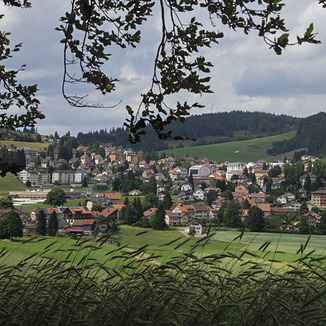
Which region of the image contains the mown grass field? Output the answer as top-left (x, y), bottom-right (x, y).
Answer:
top-left (0, 173), bottom-right (27, 194)
top-left (160, 132), bottom-right (298, 162)
top-left (0, 140), bottom-right (50, 151)
top-left (115, 226), bottom-right (326, 264)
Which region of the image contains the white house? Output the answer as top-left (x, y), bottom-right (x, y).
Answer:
top-left (193, 188), bottom-right (206, 201)
top-left (75, 170), bottom-right (88, 183)
top-left (180, 182), bottom-right (193, 193)
top-left (277, 195), bottom-right (287, 205)
top-left (227, 162), bottom-right (246, 173)
top-left (185, 221), bottom-right (202, 235)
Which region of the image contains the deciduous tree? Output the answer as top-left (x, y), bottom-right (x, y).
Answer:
top-left (6, 211), bottom-right (23, 238)
top-left (0, 195), bottom-right (14, 209)
top-left (45, 188), bottom-right (67, 207)
top-left (1, 0), bottom-right (325, 176)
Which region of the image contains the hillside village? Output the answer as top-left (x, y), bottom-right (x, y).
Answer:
top-left (1, 140), bottom-right (326, 237)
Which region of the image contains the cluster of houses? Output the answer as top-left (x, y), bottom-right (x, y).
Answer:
top-left (2, 141), bottom-right (325, 235)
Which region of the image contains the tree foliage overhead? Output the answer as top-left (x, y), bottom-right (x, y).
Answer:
top-left (0, 0), bottom-right (325, 170)
top-left (0, 1), bottom-right (44, 131)
top-left (57, 0), bottom-right (323, 143)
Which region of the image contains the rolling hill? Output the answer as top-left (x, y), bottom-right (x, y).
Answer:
top-left (159, 132), bottom-right (299, 162)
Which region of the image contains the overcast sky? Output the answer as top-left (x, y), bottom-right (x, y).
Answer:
top-left (1, 0), bottom-right (326, 137)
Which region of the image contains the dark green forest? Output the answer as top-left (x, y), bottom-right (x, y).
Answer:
top-left (267, 112), bottom-right (326, 157)
top-left (76, 111), bottom-right (299, 151)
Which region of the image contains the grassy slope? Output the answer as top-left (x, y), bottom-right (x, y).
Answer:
top-left (0, 173), bottom-right (27, 195)
top-left (160, 132), bottom-right (298, 162)
top-left (113, 226), bottom-right (326, 264)
top-left (0, 140), bottom-right (50, 151)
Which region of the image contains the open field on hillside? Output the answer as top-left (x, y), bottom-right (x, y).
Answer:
top-left (116, 226), bottom-right (326, 262)
top-left (2, 226), bottom-right (325, 266)
top-left (0, 140), bottom-right (50, 151)
top-left (160, 132), bottom-right (298, 162)
top-left (0, 173), bottom-right (27, 194)
top-left (1, 229), bottom-right (326, 325)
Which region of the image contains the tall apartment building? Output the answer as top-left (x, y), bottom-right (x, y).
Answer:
top-left (311, 190), bottom-right (326, 208)
top-left (19, 169), bottom-right (51, 186)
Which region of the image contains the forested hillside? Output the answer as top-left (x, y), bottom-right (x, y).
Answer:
top-left (76, 111), bottom-right (299, 150)
top-left (165, 111), bottom-right (298, 139)
top-left (267, 112), bottom-right (326, 157)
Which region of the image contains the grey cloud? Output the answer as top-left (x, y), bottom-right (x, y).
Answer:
top-left (235, 63), bottom-right (326, 97)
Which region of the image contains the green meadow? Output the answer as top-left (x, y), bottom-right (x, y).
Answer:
top-left (160, 131), bottom-right (299, 162)
top-left (2, 227), bottom-right (326, 325)
top-left (0, 173), bottom-right (27, 195)
top-left (14, 198), bottom-right (84, 212)
top-left (0, 236), bottom-right (128, 268)
top-left (1, 226), bottom-right (322, 267)
top-left (115, 226), bottom-right (326, 264)
top-left (0, 140), bottom-right (49, 151)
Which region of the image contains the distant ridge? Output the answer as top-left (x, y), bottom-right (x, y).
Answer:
top-left (76, 111), bottom-right (300, 151)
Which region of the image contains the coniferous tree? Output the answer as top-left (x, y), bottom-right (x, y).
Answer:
top-left (82, 176), bottom-right (88, 187)
top-left (48, 210), bottom-right (58, 236)
top-left (124, 204), bottom-right (137, 225)
top-left (150, 202), bottom-right (167, 230)
top-left (318, 211), bottom-right (326, 235)
top-left (188, 174), bottom-right (194, 187)
top-left (243, 199), bottom-right (251, 209)
top-left (246, 206), bottom-right (264, 232)
top-left (36, 210), bottom-right (47, 236)
top-left (298, 216), bottom-right (311, 234)
top-left (304, 174), bottom-right (311, 193)
top-left (216, 180), bottom-right (227, 192)
top-left (217, 201), bottom-right (228, 224)
top-left (162, 191), bottom-right (173, 210)
top-left (299, 201), bottom-right (309, 215)
top-left (133, 197), bottom-right (143, 220)
top-left (224, 200), bottom-right (242, 228)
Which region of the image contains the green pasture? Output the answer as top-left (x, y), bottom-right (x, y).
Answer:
top-left (0, 140), bottom-right (49, 151)
top-left (14, 198), bottom-right (84, 213)
top-left (115, 226), bottom-right (326, 265)
top-left (160, 132), bottom-right (297, 162)
top-left (2, 226), bottom-right (326, 269)
top-left (0, 236), bottom-right (128, 269)
top-left (0, 173), bottom-right (27, 194)
top-left (213, 230), bottom-right (326, 258)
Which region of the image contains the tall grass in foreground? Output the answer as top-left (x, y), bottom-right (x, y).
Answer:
top-left (1, 234), bottom-right (326, 325)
